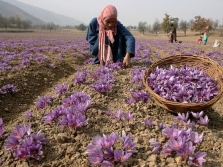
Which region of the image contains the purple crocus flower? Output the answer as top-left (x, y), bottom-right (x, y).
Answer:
top-left (144, 118), bottom-right (153, 128)
top-left (14, 147), bottom-right (29, 159)
top-left (103, 148), bottom-right (114, 162)
top-left (87, 148), bottom-right (104, 165)
top-left (121, 131), bottom-right (137, 153)
top-left (101, 132), bottom-right (118, 149)
top-left (12, 124), bottom-right (31, 138)
top-left (161, 143), bottom-right (174, 155)
top-left (0, 84), bottom-right (17, 95)
top-left (5, 135), bottom-right (20, 150)
top-left (149, 140), bottom-right (161, 154)
top-left (35, 96), bottom-right (54, 109)
top-left (190, 132), bottom-right (204, 144)
top-left (31, 131), bottom-right (47, 145)
top-left (157, 122), bottom-right (166, 130)
top-left (114, 150), bottom-right (132, 163)
top-left (54, 84), bottom-right (68, 96)
top-left (177, 141), bottom-right (195, 157)
top-left (191, 111), bottom-right (204, 119)
top-left (162, 126), bottom-right (180, 139)
top-left (106, 110), bottom-right (113, 117)
top-left (123, 112), bottom-right (134, 121)
top-left (112, 109), bottom-right (123, 120)
top-left (175, 112), bottom-right (189, 122)
top-left (189, 151), bottom-right (207, 166)
top-left (168, 136), bottom-right (186, 151)
top-left (100, 160), bottom-right (113, 167)
top-left (29, 144), bottom-right (43, 160)
top-left (24, 110), bottom-right (32, 119)
top-left (0, 118), bottom-right (4, 137)
top-left (197, 115), bottom-right (209, 125)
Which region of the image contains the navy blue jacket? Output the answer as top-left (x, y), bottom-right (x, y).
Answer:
top-left (86, 18), bottom-right (135, 64)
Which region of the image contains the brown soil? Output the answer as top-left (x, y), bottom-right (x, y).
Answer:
top-left (1, 30), bottom-right (223, 167)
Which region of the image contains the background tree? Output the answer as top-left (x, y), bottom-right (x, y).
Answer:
top-left (137, 22), bottom-right (147, 35)
top-left (8, 16), bottom-right (16, 28)
top-left (212, 19), bottom-right (219, 32)
top-left (22, 20), bottom-right (32, 30)
top-left (152, 19), bottom-right (161, 35)
top-left (191, 16), bottom-right (212, 33)
top-left (14, 15), bottom-right (22, 30)
top-left (179, 20), bottom-right (190, 36)
top-left (170, 17), bottom-right (179, 29)
top-left (46, 22), bottom-right (56, 32)
top-left (161, 14), bottom-right (171, 34)
top-left (75, 23), bottom-right (87, 31)
top-left (146, 24), bottom-right (152, 34)
top-left (189, 19), bottom-right (194, 29)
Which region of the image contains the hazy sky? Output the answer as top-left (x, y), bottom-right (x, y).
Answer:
top-left (17, 0), bottom-right (223, 26)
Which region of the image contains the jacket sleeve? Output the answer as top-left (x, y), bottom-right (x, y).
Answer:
top-left (86, 18), bottom-right (99, 56)
top-left (117, 22), bottom-right (135, 57)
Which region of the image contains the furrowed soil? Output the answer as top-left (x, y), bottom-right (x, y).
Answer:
top-left (1, 30), bottom-right (223, 167)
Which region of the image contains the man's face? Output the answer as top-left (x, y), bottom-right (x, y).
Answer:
top-left (103, 18), bottom-right (117, 29)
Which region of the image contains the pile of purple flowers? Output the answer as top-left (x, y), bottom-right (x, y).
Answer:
top-left (5, 124), bottom-right (47, 160)
top-left (125, 89), bottom-right (150, 104)
top-left (149, 111), bottom-right (208, 166)
top-left (90, 66), bottom-right (115, 93)
top-left (86, 130), bottom-right (137, 166)
top-left (0, 84), bottom-right (17, 95)
top-left (43, 92), bottom-right (91, 129)
top-left (147, 65), bottom-right (218, 103)
top-left (130, 66), bottom-right (146, 89)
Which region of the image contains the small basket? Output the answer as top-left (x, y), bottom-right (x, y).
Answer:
top-left (143, 55), bottom-right (223, 113)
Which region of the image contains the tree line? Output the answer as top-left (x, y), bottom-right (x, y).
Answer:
top-left (0, 14), bottom-right (84, 32)
top-left (1, 13), bottom-right (223, 36)
top-left (136, 14), bottom-right (223, 36)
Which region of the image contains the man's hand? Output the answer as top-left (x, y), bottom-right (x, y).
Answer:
top-left (123, 53), bottom-right (131, 67)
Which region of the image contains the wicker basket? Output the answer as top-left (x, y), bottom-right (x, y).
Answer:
top-left (143, 55), bottom-right (223, 113)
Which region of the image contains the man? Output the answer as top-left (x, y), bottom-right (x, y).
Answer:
top-left (170, 24), bottom-right (178, 43)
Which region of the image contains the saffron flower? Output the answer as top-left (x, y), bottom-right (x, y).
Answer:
top-left (191, 111), bottom-right (204, 119)
top-left (197, 115), bottom-right (209, 125)
top-left (35, 96), bottom-right (54, 109)
top-left (54, 84), bottom-right (68, 96)
top-left (144, 118), bottom-right (154, 128)
top-left (86, 130), bottom-right (137, 166)
top-left (24, 110), bottom-right (32, 119)
top-left (114, 150), bottom-right (132, 163)
top-left (0, 84), bottom-right (17, 95)
top-left (149, 140), bottom-right (161, 154)
top-left (5, 124), bottom-right (47, 160)
top-left (189, 151), bottom-right (207, 166)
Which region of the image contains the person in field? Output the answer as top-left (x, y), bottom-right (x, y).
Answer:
top-left (203, 30), bottom-right (209, 45)
top-left (86, 5), bottom-right (135, 67)
top-left (196, 33), bottom-right (204, 44)
top-left (169, 23), bottom-right (178, 43)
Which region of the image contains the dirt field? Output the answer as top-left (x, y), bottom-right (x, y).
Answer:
top-left (1, 29), bottom-right (223, 167)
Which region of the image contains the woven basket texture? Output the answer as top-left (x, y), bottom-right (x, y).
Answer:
top-left (143, 55), bottom-right (223, 113)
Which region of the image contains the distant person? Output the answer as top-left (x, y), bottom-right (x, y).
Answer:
top-left (169, 23), bottom-right (178, 43)
top-left (203, 30), bottom-right (209, 45)
top-left (196, 33), bottom-right (204, 44)
top-left (213, 40), bottom-right (221, 47)
top-left (85, 4), bottom-right (135, 67)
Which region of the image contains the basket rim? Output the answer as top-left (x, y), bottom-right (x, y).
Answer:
top-left (143, 55), bottom-right (223, 108)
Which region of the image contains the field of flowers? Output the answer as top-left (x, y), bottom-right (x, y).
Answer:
top-left (1, 31), bottom-right (223, 167)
